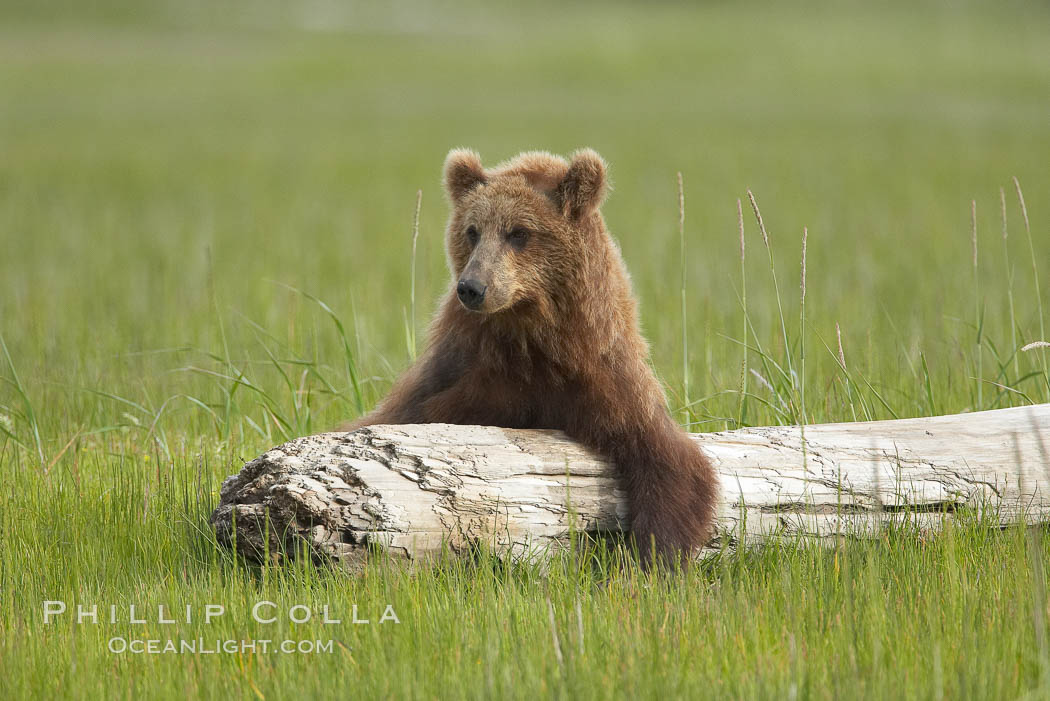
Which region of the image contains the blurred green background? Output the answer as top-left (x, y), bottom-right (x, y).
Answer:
top-left (2, 0), bottom-right (1049, 443)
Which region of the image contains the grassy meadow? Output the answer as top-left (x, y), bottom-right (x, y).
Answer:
top-left (2, 0), bottom-right (1050, 697)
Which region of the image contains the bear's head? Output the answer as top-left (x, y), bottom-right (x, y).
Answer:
top-left (442, 149), bottom-right (609, 316)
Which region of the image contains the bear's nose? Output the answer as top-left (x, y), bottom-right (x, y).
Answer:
top-left (456, 279), bottom-right (487, 310)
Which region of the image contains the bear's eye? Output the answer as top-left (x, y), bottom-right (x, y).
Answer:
top-left (466, 226), bottom-right (480, 247)
top-left (506, 228), bottom-right (529, 250)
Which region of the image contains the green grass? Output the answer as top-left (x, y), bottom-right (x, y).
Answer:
top-left (2, 0), bottom-right (1050, 697)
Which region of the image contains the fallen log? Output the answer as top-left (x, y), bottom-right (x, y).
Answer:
top-left (210, 404), bottom-right (1050, 566)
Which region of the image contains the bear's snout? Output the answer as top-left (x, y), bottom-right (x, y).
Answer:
top-left (456, 278), bottom-right (487, 311)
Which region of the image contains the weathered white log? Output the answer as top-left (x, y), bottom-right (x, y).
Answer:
top-left (210, 404), bottom-right (1050, 566)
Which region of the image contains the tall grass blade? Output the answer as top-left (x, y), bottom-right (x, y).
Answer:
top-left (0, 332), bottom-right (45, 467)
top-left (1013, 177), bottom-right (1048, 401)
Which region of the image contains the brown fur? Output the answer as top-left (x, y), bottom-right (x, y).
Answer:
top-left (346, 149), bottom-right (718, 566)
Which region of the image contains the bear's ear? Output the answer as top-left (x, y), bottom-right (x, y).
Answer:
top-left (556, 149), bottom-right (608, 220)
top-left (443, 149), bottom-right (486, 203)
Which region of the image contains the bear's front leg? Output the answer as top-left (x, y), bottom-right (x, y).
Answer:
top-left (342, 344), bottom-right (528, 430)
top-left (617, 414), bottom-right (718, 567)
top-left (566, 398), bottom-right (719, 568)
top-left (341, 344), bottom-right (468, 430)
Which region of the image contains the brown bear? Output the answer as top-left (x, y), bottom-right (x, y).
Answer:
top-left (347, 148), bottom-right (718, 566)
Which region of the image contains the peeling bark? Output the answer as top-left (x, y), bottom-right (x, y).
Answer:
top-left (210, 405), bottom-right (1050, 566)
